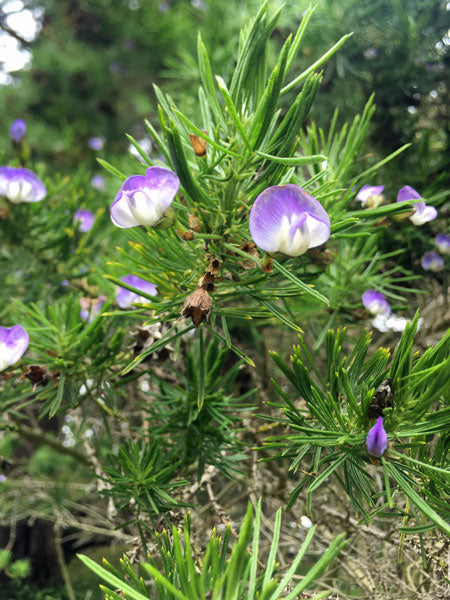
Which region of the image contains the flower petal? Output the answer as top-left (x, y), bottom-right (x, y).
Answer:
top-left (397, 185), bottom-right (421, 203)
top-left (409, 205), bottom-right (437, 225)
top-left (143, 166), bottom-right (180, 213)
top-left (249, 184), bottom-right (330, 256)
top-left (0, 325), bottom-right (29, 370)
top-left (366, 417), bottom-right (388, 457)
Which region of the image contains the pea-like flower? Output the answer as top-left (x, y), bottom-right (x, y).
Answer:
top-left (0, 325), bottom-right (29, 372)
top-left (366, 416), bottom-right (388, 457)
top-left (74, 208), bottom-right (94, 232)
top-left (88, 137), bottom-right (104, 151)
top-left (249, 184), bottom-right (330, 257)
top-left (110, 166), bottom-right (180, 228)
top-left (355, 185), bottom-right (384, 209)
top-left (362, 290), bottom-right (391, 316)
top-left (116, 274), bottom-right (157, 308)
top-left (435, 233), bottom-right (450, 255)
top-left (74, 208), bottom-right (95, 232)
top-left (80, 296), bottom-right (106, 322)
top-left (0, 166), bottom-right (46, 204)
top-left (90, 174), bottom-right (106, 191)
top-left (397, 185), bottom-right (437, 225)
top-left (10, 119), bottom-right (26, 143)
top-left (421, 250), bottom-right (444, 272)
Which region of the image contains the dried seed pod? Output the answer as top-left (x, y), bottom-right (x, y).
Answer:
top-left (368, 378), bottom-right (393, 419)
top-left (188, 215), bottom-right (202, 232)
top-left (208, 258), bottom-right (220, 275)
top-left (182, 288), bottom-right (212, 326)
top-left (181, 230), bottom-right (194, 241)
top-left (189, 132), bottom-right (207, 157)
top-left (198, 272), bottom-right (215, 292)
top-left (25, 365), bottom-right (51, 388)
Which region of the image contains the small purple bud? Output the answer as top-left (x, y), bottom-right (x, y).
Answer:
top-left (362, 290), bottom-right (391, 316)
top-left (421, 251), bottom-right (444, 272)
top-left (74, 208), bottom-right (95, 232)
top-left (88, 137), bottom-right (105, 151)
top-left (110, 166), bottom-right (180, 228)
top-left (90, 174), bottom-right (106, 191)
top-left (0, 324), bottom-right (29, 372)
top-left (116, 275), bottom-right (157, 308)
top-left (435, 233), bottom-right (450, 255)
top-left (10, 119), bottom-right (26, 143)
top-left (397, 186), bottom-right (437, 225)
top-left (249, 184), bottom-right (330, 257)
top-left (0, 166), bottom-right (46, 204)
top-left (366, 417), bottom-right (388, 457)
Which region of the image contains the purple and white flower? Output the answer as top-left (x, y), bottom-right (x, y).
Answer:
top-left (355, 185), bottom-right (384, 209)
top-left (435, 233), bottom-right (450, 255)
top-left (0, 325), bottom-right (29, 372)
top-left (80, 296), bottom-right (106, 322)
top-left (110, 166), bottom-right (180, 228)
top-left (10, 119), bottom-right (26, 143)
top-left (366, 417), bottom-right (388, 457)
top-left (362, 290), bottom-right (391, 316)
top-left (421, 251), bottom-right (444, 272)
top-left (88, 137), bottom-right (105, 151)
top-left (0, 167), bottom-right (46, 204)
top-left (249, 184), bottom-right (330, 256)
top-left (74, 208), bottom-right (95, 232)
top-left (397, 185), bottom-right (437, 225)
top-left (90, 174), bottom-right (106, 191)
top-left (116, 274), bottom-right (157, 308)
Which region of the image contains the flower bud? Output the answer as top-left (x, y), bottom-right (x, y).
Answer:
top-left (189, 131), bottom-right (207, 157)
top-left (366, 417), bottom-right (388, 457)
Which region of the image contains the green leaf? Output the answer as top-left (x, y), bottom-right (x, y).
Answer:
top-left (256, 151), bottom-right (327, 165)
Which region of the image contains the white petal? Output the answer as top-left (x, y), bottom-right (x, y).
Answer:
top-left (110, 193), bottom-right (140, 228)
top-left (0, 342), bottom-right (12, 371)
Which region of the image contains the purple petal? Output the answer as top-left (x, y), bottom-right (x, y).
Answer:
top-left (74, 209), bottom-right (95, 232)
top-left (249, 184), bottom-right (330, 256)
top-left (362, 290), bottom-right (391, 316)
top-left (397, 185), bottom-right (421, 203)
top-left (143, 167), bottom-right (180, 213)
top-left (116, 274), bottom-right (157, 308)
top-left (0, 166), bottom-right (46, 203)
top-left (0, 324), bottom-right (29, 371)
top-left (421, 251), bottom-right (444, 272)
top-left (88, 137), bottom-right (104, 151)
top-left (366, 417), bottom-right (388, 457)
top-left (90, 175), bottom-right (106, 191)
top-left (10, 119), bottom-right (26, 142)
top-left (356, 185), bottom-right (384, 207)
top-left (435, 233), bottom-right (450, 255)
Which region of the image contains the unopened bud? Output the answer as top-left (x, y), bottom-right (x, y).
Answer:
top-left (182, 288), bottom-right (212, 326)
top-left (189, 131), bottom-right (207, 157)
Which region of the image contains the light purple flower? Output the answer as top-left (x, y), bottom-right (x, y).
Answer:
top-left (355, 185), bottom-right (384, 209)
top-left (10, 119), bottom-right (26, 142)
top-left (116, 275), bottom-right (157, 308)
top-left (74, 208), bottom-right (95, 232)
top-left (91, 174), bottom-right (106, 191)
top-left (0, 166), bottom-right (46, 204)
top-left (421, 251), bottom-right (444, 272)
top-left (397, 186), bottom-right (437, 225)
top-left (362, 290), bottom-right (391, 316)
top-left (88, 137), bottom-right (105, 151)
top-left (249, 184), bottom-right (330, 256)
top-left (110, 166), bottom-right (180, 228)
top-left (366, 417), bottom-right (388, 457)
top-left (0, 325), bottom-right (29, 372)
top-left (80, 296), bottom-right (106, 322)
top-left (435, 233), bottom-right (450, 255)
top-left (0, 474), bottom-right (6, 483)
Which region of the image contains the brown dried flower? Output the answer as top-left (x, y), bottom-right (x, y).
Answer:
top-left (181, 288), bottom-right (212, 326)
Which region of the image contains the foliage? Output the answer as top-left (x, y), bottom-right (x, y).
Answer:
top-left (79, 501), bottom-right (347, 600)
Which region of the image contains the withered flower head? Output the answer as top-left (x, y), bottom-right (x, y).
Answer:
top-left (188, 214), bottom-right (202, 232)
top-left (182, 288), bottom-right (212, 327)
top-left (25, 365), bottom-right (51, 388)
